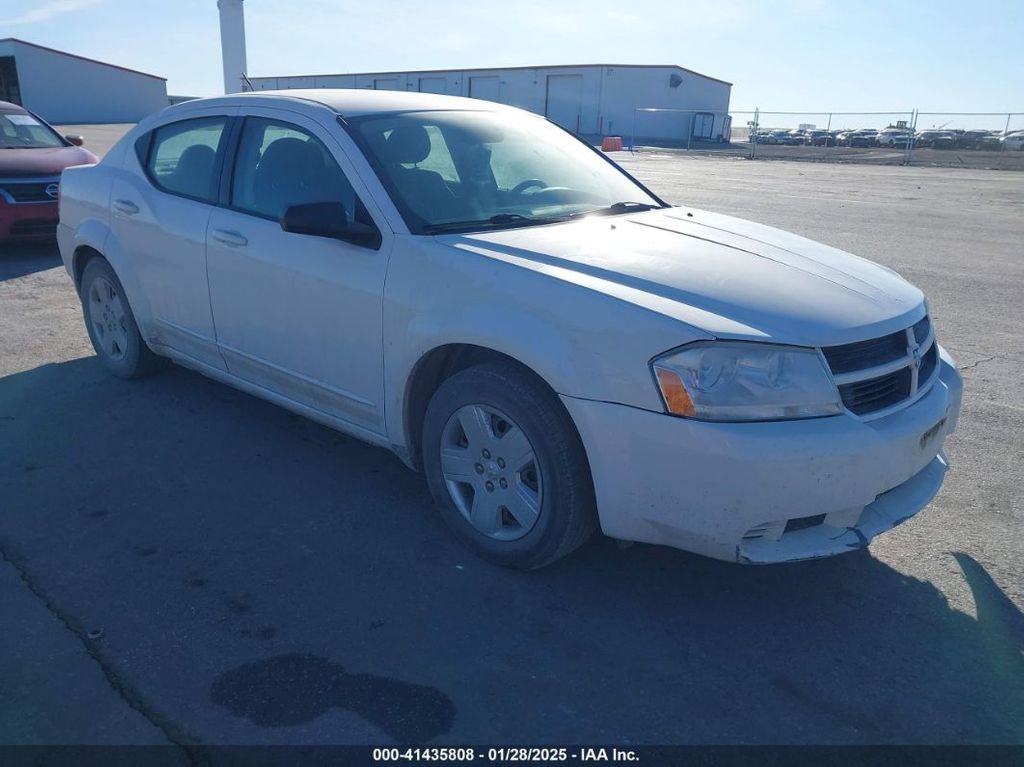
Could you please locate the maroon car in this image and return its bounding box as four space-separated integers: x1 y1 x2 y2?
1 100 97 242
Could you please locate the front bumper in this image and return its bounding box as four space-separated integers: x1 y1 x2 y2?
562 347 963 563
0 199 59 241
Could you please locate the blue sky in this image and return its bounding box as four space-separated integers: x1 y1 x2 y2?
2 0 1021 112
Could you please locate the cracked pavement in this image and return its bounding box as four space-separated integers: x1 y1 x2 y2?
1 132 1021 749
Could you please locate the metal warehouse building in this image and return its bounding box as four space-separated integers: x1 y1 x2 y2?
0 38 168 123
249 64 732 144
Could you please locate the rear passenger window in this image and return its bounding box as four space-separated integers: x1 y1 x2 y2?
145 117 226 202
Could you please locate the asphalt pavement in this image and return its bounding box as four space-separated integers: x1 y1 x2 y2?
1 132 1021 751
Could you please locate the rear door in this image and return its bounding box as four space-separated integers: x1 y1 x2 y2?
205 108 391 434
110 109 234 369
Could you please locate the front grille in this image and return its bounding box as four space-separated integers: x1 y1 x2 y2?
0 180 59 203
823 315 937 416
9 218 58 237
822 330 907 374
912 316 930 345
918 343 938 383
838 367 912 415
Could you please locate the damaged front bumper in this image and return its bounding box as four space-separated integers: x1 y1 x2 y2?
562 346 963 563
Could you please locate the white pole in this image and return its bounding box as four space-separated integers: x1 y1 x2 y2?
218 0 248 94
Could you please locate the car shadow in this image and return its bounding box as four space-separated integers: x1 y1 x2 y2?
0 357 1021 745
0 240 62 281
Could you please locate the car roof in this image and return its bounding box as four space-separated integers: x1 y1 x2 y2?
0 100 27 114
182 89 521 118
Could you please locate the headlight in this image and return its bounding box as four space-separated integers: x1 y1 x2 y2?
652 342 843 421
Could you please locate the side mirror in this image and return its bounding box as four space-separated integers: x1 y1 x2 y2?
65 135 85 146
280 202 381 249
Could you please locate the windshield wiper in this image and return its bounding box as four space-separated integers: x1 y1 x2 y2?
570 201 661 218
422 213 566 234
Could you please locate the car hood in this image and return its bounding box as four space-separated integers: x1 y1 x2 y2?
443 207 925 347
0 145 97 177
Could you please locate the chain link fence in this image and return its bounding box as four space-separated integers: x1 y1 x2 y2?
625 108 1024 169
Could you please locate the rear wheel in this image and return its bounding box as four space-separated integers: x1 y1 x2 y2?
81 258 167 379
422 361 597 569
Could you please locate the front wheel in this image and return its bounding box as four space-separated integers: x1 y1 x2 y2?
422 361 597 569
80 258 167 379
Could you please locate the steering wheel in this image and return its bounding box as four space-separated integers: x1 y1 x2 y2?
510 179 547 196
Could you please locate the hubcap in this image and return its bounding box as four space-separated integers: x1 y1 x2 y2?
439 404 543 541
88 276 129 362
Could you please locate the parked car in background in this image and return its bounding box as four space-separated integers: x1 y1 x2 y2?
957 130 994 150
57 90 962 568
979 133 1004 151
876 128 912 147
836 129 877 147
915 131 957 149
0 100 97 242
804 130 836 147
1000 131 1024 151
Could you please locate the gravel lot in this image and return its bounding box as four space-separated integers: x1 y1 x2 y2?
1 127 1021 752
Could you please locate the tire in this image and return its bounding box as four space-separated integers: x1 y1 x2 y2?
80 258 167 379
422 361 598 569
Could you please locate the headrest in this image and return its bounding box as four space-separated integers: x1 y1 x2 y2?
259 137 321 175
176 144 216 173
385 125 431 165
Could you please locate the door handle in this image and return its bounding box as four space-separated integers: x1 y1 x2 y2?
112 199 139 216
211 229 248 248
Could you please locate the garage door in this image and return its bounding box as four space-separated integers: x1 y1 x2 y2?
545 75 583 133
418 77 448 94
373 78 399 91
468 76 500 102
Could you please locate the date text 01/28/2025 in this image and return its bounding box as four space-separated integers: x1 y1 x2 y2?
372 747 640 762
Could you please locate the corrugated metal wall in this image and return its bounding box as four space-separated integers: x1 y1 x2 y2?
249 65 732 143
0 40 167 124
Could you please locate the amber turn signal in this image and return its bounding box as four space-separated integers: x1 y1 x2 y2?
655 367 696 417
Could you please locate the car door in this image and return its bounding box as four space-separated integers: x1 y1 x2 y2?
206 109 391 434
110 109 234 370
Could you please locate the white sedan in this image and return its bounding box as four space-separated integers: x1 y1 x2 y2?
57 91 962 568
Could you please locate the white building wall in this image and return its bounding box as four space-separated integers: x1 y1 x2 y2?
0 40 168 123
250 65 731 144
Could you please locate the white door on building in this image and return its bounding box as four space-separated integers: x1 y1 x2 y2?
693 112 715 140
418 77 447 94
545 75 583 133
374 78 399 91
468 76 500 102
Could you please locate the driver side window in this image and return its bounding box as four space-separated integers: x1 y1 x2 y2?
230 118 362 223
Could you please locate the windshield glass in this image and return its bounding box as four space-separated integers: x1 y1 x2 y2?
0 111 65 149
347 109 662 234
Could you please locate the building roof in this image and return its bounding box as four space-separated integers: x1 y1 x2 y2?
253 63 732 87
0 38 167 81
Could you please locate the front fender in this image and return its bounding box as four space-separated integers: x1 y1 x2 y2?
383 237 710 449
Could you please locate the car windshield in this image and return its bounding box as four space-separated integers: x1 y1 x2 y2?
0 111 65 149
347 109 662 234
